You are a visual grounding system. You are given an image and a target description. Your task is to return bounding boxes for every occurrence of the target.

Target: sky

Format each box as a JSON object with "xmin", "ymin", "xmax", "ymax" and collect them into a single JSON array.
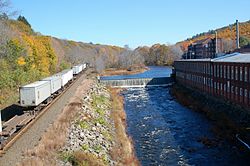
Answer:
[{"xmin": 11, "ymin": 0, "xmax": 250, "ymax": 48}]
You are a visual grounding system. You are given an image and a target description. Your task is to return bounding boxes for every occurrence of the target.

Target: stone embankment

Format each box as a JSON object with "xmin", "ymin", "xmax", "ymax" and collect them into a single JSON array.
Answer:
[
  {"xmin": 17, "ymin": 78, "xmax": 138, "ymax": 166},
  {"xmin": 60, "ymin": 83, "xmax": 116, "ymax": 165}
]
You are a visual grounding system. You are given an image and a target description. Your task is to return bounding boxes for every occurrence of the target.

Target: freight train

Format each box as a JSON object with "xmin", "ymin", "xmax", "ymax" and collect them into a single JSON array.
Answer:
[
  {"xmin": 0, "ymin": 63, "xmax": 87, "ymax": 147},
  {"xmin": 19, "ymin": 64, "xmax": 87, "ymax": 108},
  {"xmin": 174, "ymin": 52, "xmax": 250, "ymax": 109}
]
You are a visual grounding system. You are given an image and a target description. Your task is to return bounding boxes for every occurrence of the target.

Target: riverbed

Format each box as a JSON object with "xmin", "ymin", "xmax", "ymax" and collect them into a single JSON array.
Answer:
[{"xmin": 102, "ymin": 66, "xmax": 249, "ymax": 165}]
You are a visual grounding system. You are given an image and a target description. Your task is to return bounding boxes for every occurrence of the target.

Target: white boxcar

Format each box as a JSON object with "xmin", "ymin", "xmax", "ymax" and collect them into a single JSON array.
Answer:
[
  {"xmin": 20, "ymin": 81, "xmax": 51, "ymax": 107},
  {"xmin": 83, "ymin": 63, "xmax": 87, "ymax": 69},
  {"xmin": 42, "ymin": 76, "xmax": 62, "ymax": 94},
  {"xmin": 73, "ymin": 65, "xmax": 82, "ymax": 75},
  {"xmin": 57, "ymin": 69, "xmax": 73, "ymax": 87},
  {"xmin": 79, "ymin": 64, "xmax": 83, "ymax": 72}
]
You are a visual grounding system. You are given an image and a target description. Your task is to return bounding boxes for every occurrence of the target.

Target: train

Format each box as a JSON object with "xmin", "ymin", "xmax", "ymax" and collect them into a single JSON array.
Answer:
[
  {"xmin": 19, "ymin": 64, "xmax": 87, "ymax": 108},
  {"xmin": 0, "ymin": 64, "xmax": 87, "ymax": 148},
  {"xmin": 174, "ymin": 52, "xmax": 250, "ymax": 109}
]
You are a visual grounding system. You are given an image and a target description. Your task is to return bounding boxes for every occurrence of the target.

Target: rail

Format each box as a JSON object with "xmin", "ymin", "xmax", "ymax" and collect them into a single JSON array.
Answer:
[{"xmin": 0, "ymin": 69, "xmax": 86, "ymax": 156}]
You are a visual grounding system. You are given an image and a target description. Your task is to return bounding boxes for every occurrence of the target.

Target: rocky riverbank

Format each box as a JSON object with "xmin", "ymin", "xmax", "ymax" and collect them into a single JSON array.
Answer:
[
  {"xmin": 17, "ymin": 78, "xmax": 138, "ymax": 166},
  {"xmin": 59, "ymin": 83, "xmax": 117, "ymax": 165}
]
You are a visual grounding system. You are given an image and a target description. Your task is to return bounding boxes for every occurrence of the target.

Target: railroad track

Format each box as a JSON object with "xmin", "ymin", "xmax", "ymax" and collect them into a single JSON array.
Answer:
[{"xmin": 0, "ymin": 70, "xmax": 88, "ymax": 156}]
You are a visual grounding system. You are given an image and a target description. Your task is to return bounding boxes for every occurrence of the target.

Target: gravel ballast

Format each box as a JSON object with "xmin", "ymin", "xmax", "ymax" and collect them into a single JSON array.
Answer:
[{"xmin": 0, "ymin": 72, "xmax": 88, "ymax": 166}]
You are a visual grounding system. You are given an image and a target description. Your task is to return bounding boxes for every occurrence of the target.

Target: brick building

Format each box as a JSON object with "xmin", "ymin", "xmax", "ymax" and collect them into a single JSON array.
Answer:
[{"xmin": 184, "ymin": 38, "xmax": 223, "ymax": 59}]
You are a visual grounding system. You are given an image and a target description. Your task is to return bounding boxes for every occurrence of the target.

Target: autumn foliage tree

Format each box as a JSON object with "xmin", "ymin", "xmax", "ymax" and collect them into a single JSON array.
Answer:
[
  {"xmin": 0, "ymin": 15, "xmax": 57, "ymax": 107},
  {"xmin": 17, "ymin": 15, "xmax": 31, "ymax": 28}
]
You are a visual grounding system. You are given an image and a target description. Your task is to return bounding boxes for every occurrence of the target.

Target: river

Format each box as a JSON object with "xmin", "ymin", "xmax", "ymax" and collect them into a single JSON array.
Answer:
[{"xmin": 103, "ymin": 66, "xmax": 249, "ymax": 166}]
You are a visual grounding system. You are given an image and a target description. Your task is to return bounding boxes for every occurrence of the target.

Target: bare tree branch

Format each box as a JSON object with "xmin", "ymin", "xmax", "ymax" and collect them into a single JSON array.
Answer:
[{"xmin": 0, "ymin": 0, "xmax": 18, "ymax": 18}]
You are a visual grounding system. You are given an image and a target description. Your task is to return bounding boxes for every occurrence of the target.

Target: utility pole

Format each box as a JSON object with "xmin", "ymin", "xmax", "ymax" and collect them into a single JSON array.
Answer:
[
  {"xmin": 236, "ymin": 20, "xmax": 240, "ymax": 49},
  {"xmin": 215, "ymin": 31, "xmax": 218, "ymax": 56}
]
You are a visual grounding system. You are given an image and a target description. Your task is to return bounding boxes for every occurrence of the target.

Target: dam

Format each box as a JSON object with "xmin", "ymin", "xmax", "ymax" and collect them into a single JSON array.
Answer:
[
  {"xmin": 100, "ymin": 66, "xmax": 173, "ymax": 87},
  {"xmin": 99, "ymin": 77, "xmax": 173, "ymax": 87},
  {"xmin": 100, "ymin": 66, "xmax": 249, "ymax": 165}
]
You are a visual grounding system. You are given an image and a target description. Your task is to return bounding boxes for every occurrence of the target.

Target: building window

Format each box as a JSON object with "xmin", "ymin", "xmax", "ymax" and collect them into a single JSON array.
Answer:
[
  {"xmin": 224, "ymin": 66, "xmax": 226, "ymax": 79},
  {"xmin": 227, "ymin": 66, "xmax": 230, "ymax": 79},
  {"xmin": 249, "ymin": 68, "xmax": 250, "ymax": 82},
  {"xmin": 231, "ymin": 66, "xmax": 234, "ymax": 80},
  {"xmin": 220, "ymin": 65, "xmax": 222, "ymax": 78},
  {"xmin": 240, "ymin": 88, "xmax": 243, "ymax": 96},
  {"xmin": 227, "ymin": 81, "xmax": 230, "ymax": 92},
  {"xmin": 235, "ymin": 66, "xmax": 238, "ymax": 81},
  {"xmin": 218, "ymin": 65, "xmax": 220, "ymax": 78},
  {"xmin": 213, "ymin": 65, "xmax": 216, "ymax": 77},
  {"xmin": 240, "ymin": 67, "xmax": 243, "ymax": 81},
  {"xmin": 245, "ymin": 67, "xmax": 248, "ymax": 82},
  {"xmin": 245, "ymin": 89, "xmax": 248, "ymax": 98}
]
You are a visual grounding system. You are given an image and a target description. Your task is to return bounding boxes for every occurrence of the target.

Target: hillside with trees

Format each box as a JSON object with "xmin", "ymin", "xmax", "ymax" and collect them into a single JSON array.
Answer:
[
  {"xmin": 0, "ymin": 0, "xmax": 182, "ymax": 108},
  {"xmin": 0, "ymin": 17, "xmax": 128, "ymax": 108},
  {"xmin": 178, "ymin": 20, "xmax": 250, "ymax": 52}
]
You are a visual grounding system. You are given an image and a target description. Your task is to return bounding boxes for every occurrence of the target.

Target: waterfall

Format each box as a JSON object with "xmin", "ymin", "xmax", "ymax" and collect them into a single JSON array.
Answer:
[{"xmin": 100, "ymin": 77, "xmax": 173, "ymax": 87}]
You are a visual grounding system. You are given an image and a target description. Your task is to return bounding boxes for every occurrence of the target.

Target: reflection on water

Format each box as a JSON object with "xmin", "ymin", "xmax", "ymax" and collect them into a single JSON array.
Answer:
[
  {"xmin": 122, "ymin": 86, "xmax": 249, "ymax": 166},
  {"xmin": 101, "ymin": 66, "xmax": 172, "ymax": 80}
]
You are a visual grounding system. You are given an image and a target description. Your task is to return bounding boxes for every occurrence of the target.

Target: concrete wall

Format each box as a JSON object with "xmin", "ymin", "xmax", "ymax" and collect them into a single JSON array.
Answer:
[{"xmin": 100, "ymin": 77, "xmax": 173, "ymax": 87}]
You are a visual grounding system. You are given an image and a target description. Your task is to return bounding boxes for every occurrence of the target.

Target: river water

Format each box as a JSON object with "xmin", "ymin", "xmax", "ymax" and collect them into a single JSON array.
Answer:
[
  {"xmin": 103, "ymin": 66, "xmax": 249, "ymax": 165},
  {"xmin": 100, "ymin": 66, "xmax": 172, "ymax": 80}
]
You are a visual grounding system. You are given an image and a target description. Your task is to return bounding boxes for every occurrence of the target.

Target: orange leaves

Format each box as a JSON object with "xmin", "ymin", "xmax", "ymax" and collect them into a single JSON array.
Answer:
[
  {"xmin": 20, "ymin": 34, "xmax": 57, "ymax": 75},
  {"xmin": 17, "ymin": 57, "xmax": 26, "ymax": 66},
  {"xmin": 180, "ymin": 21, "xmax": 250, "ymax": 51}
]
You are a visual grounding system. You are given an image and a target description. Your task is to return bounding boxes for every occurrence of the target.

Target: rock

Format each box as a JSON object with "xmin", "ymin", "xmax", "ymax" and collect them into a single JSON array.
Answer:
[
  {"xmin": 80, "ymin": 132, "xmax": 85, "ymax": 138},
  {"xmin": 60, "ymin": 83, "xmax": 118, "ymax": 165}
]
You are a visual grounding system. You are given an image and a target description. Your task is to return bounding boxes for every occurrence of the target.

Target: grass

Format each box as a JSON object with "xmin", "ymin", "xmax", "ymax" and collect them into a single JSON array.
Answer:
[
  {"xmin": 59, "ymin": 151, "xmax": 106, "ymax": 166},
  {"xmin": 102, "ymin": 131, "xmax": 113, "ymax": 142},
  {"xmin": 77, "ymin": 120, "xmax": 90, "ymax": 129},
  {"xmin": 95, "ymin": 107, "xmax": 105, "ymax": 116},
  {"xmin": 81, "ymin": 144, "xmax": 89, "ymax": 151},
  {"xmin": 93, "ymin": 144, "xmax": 103, "ymax": 153},
  {"xmin": 94, "ymin": 117, "xmax": 107, "ymax": 126},
  {"xmin": 92, "ymin": 94, "xmax": 110, "ymax": 107},
  {"xmin": 0, "ymin": 89, "xmax": 19, "ymax": 109},
  {"xmin": 60, "ymin": 151, "xmax": 75, "ymax": 163},
  {"xmin": 72, "ymin": 151, "xmax": 106, "ymax": 166},
  {"xmin": 101, "ymin": 65, "xmax": 148, "ymax": 77},
  {"xmin": 17, "ymin": 79, "xmax": 94, "ymax": 166},
  {"xmin": 17, "ymin": 80, "xmax": 137, "ymax": 166},
  {"xmin": 109, "ymin": 88, "xmax": 139, "ymax": 166}
]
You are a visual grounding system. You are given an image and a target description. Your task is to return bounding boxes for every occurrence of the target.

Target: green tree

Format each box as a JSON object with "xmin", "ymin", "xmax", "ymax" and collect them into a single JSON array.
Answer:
[
  {"xmin": 0, "ymin": 12, "xmax": 8, "ymax": 20},
  {"xmin": 5, "ymin": 39, "xmax": 25, "ymax": 66},
  {"xmin": 239, "ymin": 36, "xmax": 250, "ymax": 47},
  {"xmin": 60, "ymin": 60, "xmax": 71, "ymax": 71},
  {"xmin": 17, "ymin": 15, "xmax": 31, "ymax": 28}
]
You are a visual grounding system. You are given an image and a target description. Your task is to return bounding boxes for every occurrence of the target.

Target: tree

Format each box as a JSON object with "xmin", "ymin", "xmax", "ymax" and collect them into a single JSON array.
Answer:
[
  {"xmin": 222, "ymin": 38, "xmax": 234, "ymax": 53},
  {"xmin": 0, "ymin": 0, "xmax": 17, "ymax": 18},
  {"xmin": 0, "ymin": 12, "xmax": 8, "ymax": 19},
  {"xmin": 239, "ymin": 36, "xmax": 250, "ymax": 47},
  {"xmin": 17, "ymin": 15, "xmax": 31, "ymax": 27},
  {"xmin": 124, "ymin": 44, "xmax": 131, "ymax": 50}
]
